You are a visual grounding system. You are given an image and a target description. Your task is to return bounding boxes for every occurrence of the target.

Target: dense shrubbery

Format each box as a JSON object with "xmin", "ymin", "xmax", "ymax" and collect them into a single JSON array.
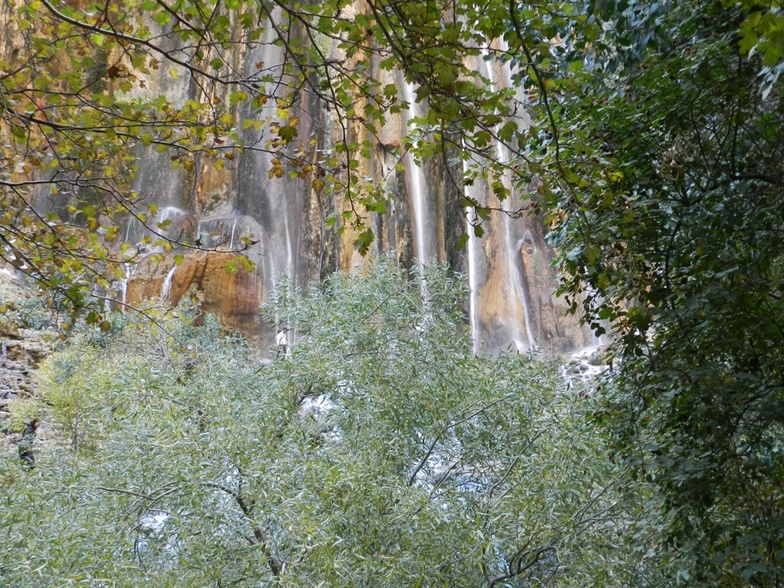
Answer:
[
  {"xmin": 1, "ymin": 262, "xmax": 666, "ymax": 587},
  {"xmin": 537, "ymin": 2, "xmax": 784, "ymax": 584}
]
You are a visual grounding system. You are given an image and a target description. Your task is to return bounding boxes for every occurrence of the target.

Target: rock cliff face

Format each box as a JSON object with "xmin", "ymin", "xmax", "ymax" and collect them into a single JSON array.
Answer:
[
  {"xmin": 114, "ymin": 35, "xmax": 595, "ymax": 355},
  {"xmin": 2, "ymin": 3, "xmax": 594, "ymax": 354},
  {"xmin": 122, "ymin": 155, "xmax": 592, "ymax": 354},
  {"xmin": 0, "ymin": 270, "xmax": 53, "ymax": 434}
]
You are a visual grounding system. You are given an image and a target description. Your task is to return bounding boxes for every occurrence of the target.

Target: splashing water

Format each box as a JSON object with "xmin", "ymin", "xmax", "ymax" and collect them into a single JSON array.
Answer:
[{"xmin": 161, "ymin": 265, "xmax": 177, "ymax": 304}]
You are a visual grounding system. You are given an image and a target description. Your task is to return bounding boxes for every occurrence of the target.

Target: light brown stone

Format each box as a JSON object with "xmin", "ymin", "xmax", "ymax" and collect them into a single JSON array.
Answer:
[{"xmin": 126, "ymin": 252, "xmax": 263, "ymax": 343}]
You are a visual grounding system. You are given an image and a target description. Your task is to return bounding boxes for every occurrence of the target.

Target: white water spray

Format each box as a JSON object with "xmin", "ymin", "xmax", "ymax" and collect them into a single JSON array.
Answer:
[
  {"xmin": 161, "ymin": 265, "xmax": 177, "ymax": 304},
  {"xmin": 399, "ymin": 78, "xmax": 432, "ymax": 265},
  {"xmin": 119, "ymin": 262, "xmax": 136, "ymax": 307},
  {"xmin": 124, "ymin": 217, "xmax": 133, "ymax": 246},
  {"xmin": 228, "ymin": 217, "xmax": 237, "ymax": 250}
]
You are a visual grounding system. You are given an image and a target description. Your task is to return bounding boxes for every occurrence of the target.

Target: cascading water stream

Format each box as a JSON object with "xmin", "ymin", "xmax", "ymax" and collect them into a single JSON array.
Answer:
[
  {"xmin": 160, "ymin": 265, "xmax": 177, "ymax": 304},
  {"xmin": 465, "ymin": 204, "xmax": 481, "ymax": 355},
  {"xmin": 233, "ymin": 10, "xmax": 300, "ymax": 349},
  {"xmin": 399, "ymin": 77, "xmax": 433, "ymax": 266},
  {"xmin": 482, "ymin": 53, "xmax": 535, "ymax": 351},
  {"xmin": 124, "ymin": 217, "xmax": 133, "ymax": 246},
  {"xmin": 119, "ymin": 262, "xmax": 136, "ymax": 307},
  {"xmin": 462, "ymin": 147, "xmax": 482, "ymax": 355},
  {"xmin": 228, "ymin": 217, "xmax": 237, "ymax": 250}
]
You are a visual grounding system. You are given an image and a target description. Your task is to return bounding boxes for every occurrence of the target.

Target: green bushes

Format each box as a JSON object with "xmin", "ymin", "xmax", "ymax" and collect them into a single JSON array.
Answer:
[{"xmin": 0, "ymin": 262, "xmax": 664, "ymax": 587}]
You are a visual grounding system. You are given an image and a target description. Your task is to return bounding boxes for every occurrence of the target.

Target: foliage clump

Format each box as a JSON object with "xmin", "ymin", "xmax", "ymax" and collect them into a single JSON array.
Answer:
[
  {"xmin": 534, "ymin": 1, "xmax": 784, "ymax": 585},
  {"xmin": 0, "ymin": 262, "xmax": 663, "ymax": 587}
]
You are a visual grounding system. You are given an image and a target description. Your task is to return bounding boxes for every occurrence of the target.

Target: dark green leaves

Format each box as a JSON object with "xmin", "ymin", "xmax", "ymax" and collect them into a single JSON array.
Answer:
[{"xmin": 534, "ymin": 1, "xmax": 784, "ymax": 583}]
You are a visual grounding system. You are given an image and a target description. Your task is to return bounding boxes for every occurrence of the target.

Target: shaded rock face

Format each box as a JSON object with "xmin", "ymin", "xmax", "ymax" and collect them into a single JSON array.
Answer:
[
  {"xmin": 0, "ymin": 332, "xmax": 42, "ymax": 401},
  {"xmin": 0, "ymin": 270, "xmax": 53, "ymax": 434},
  {"xmin": 0, "ymin": 326, "xmax": 53, "ymax": 393}
]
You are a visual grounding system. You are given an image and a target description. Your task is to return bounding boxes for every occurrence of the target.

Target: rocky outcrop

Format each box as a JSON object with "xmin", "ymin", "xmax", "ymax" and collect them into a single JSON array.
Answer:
[
  {"xmin": 0, "ymin": 270, "xmax": 54, "ymax": 440},
  {"xmin": 0, "ymin": 323, "xmax": 53, "ymax": 400},
  {"xmin": 125, "ymin": 251, "xmax": 264, "ymax": 344}
]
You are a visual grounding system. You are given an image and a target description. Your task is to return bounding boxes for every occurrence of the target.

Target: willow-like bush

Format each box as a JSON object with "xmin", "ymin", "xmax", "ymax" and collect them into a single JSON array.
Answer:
[{"xmin": 0, "ymin": 261, "xmax": 666, "ymax": 587}]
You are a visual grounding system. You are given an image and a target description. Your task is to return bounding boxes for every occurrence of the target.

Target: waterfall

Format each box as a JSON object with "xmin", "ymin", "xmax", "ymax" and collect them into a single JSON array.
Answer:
[
  {"xmin": 161, "ymin": 265, "xmax": 177, "ymax": 304},
  {"xmin": 95, "ymin": 15, "xmax": 594, "ymax": 354},
  {"xmin": 462, "ymin": 145, "xmax": 483, "ymax": 354},
  {"xmin": 124, "ymin": 216, "xmax": 133, "ymax": 246},
  {"xmin": 228, "ymin": 217, "xmax": 237, "ymax": 250},
  {"xmin": 119, "ymin": 262, "xmax": 136, "ymax": 307},
  {"xmin": 235, "ymin": 8, "xmax": 302, "ymax": 303},
  {"xmin": 399, "ymin": 77, "xmax": 434, "ymax": 265},
  {"xmin": 484, "ymin": 54, "xmax": 535, "ymax": 351}
]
